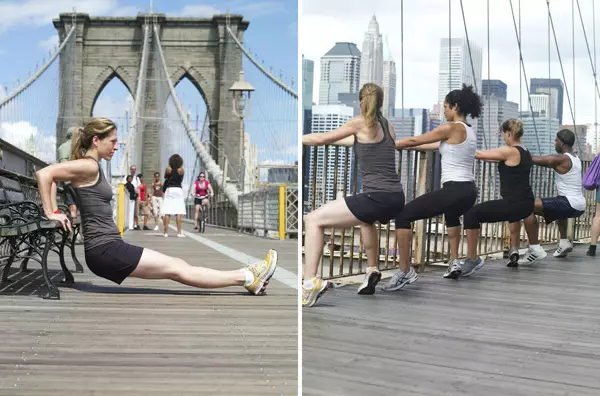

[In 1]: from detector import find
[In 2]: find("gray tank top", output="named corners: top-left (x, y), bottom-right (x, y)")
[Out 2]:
top-left (353, 115), bottom-right (403, 193)
top-left (73, 157), bottom-right (122, 251)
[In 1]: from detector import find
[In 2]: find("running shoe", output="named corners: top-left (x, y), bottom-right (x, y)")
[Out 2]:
top-left (357, 266), bottom-right (381, 295)
top-left (587, 245), bottom-right (596, 256)
top-left (245, 249), bottom-right (278, 296)
top-left (518, 246), bottom-right (547, 266)
top-left (460, 257), bottom-right (485, 277)
top-left (443, 259), bottom-right (462, 279)
top-left (302, 278), bottom-right (329, 307)
top-left (506, 248), bottom-right (520, 267)
top-left (380, 267), bottom-right (418, 291)
top-left (553, 240), bottom-right (573, 258)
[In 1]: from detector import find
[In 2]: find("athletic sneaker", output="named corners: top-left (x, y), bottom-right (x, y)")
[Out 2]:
top-left (506, 248), bottom-right (520, 267)
top-left (518, 246), bottom-right (547, 266)
top-left (443, 259), bottom-right (462, 279)
top-left (177, 233), bottom-right (186, 238)
top-left (153, 225), bottom-right (159, 231)
top-left (460, 257), bottom-right (485, 277)
top-left (245, 249), bottom-right (278, 295)
top-left (357, 266), bottom-right (381, 295)
top-left (302, 278), bottom-right (329, 307)
top-left (380, 267), bottom-right (418, 291)
top-left (553, 240), bottom-right (573, 258)
top-left (587, 245), bottom-right (596, 256)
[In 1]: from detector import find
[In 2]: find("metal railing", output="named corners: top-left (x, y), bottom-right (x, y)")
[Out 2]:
top-left (303, 145), bottom-right (595, 280)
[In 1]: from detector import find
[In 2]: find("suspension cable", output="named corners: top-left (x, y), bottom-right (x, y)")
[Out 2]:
top-left (507, 0), bottom-right (542, 154)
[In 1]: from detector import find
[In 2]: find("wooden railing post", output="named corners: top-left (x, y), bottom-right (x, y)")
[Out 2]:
top-left (414, 152), bottom-right (430, 272)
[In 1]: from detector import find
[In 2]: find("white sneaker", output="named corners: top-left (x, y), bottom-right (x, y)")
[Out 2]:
top-left (380, 267), bottom-right (418, 291)
top-left (357, 267), bottom-right (381, 295)
top-left (518, 246), bottom-right (547, 266)
top-left (153, 225), bottom-right (159, 231)
top-left (553, 240), bottom-right (573, 258)
top-left (163, 233), bottom-right (168, 238)
top-left (177, 233), bottom-right (186, 238)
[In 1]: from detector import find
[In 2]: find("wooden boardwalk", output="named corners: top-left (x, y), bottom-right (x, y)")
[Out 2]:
top-left (303, 244), bottom-right (600, 396)
top-left (0, 224), bottom-right (298, 395)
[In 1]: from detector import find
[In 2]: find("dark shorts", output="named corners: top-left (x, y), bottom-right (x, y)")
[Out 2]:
top-left (84, 240), bottom-right (143, 284)
top-left (541, 196), bottom-right (585, 224)
top-left (194, 197), bottom-right (208, 206)
top-left (345, 191), bottom-right (405, 225)
top-left (463, 198), bottom-right (534, 230)
top-left (64, 183), bottom-right (76, 206)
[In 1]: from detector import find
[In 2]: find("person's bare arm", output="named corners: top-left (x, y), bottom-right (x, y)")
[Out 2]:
top-left (164, 167), bottom-right (172, 179)
top-left (208, 183), bottom-right (214, 197)
top-left (406, 142), bottom-right (441, 151)
top-left (35, 159), bottom-right (98, 230)
top-left (395, 124), bottom-right (452, 149)
top-left (475, 146), bottom-right (514, 162)
top-left (303, 117), bottom-right (360, 146)
top-left (531, 154), bottom-right (569, 170)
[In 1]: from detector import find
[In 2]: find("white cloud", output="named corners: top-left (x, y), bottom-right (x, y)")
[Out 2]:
top-left (38, 34), bottom-right (58, 52)
top-left (303, 0), bottom-right (600, 125)
top-left (0, 121), bottom-right (56, 163)
top-left (0, 0), bottom-right (119, 33)
top-left (93, 94), bottom-right (134, 121)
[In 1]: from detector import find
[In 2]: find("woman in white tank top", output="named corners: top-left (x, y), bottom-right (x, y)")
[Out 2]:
top-left (381, 84), bottom-right (483, 291)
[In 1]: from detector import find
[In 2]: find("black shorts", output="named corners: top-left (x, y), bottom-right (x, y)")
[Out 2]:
top-left (84, 240), bottom-right (143, 284)
top-left (194, 197), bottom-right (208, 206)
top-left (345, 191), bottom-right (405, 225)
top-left (541, 196), bottom-right (585, 224)
top-left (395, 181), bottom-right (478, 229)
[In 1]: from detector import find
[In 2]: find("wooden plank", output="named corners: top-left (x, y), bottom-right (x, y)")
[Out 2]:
top-left (303, 245), bottom-right (600, 396)
top-left (0, 225), bottom-right (297, 395)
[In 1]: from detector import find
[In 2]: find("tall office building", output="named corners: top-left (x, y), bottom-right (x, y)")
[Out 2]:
top-left (529, 93), bottom-right (551, 117)
top-left (482, 80), bottom-right (507, 100)
top-left (318, 43), bottom-right (361, 105)
top-left (530, 78), bottom-right (564, 124)
top-left (306, 105), bottom-right (355, 210)
top-left (561, 124), bottom-right (589, 158)
top-left (437, 38), bottom-right (483, 129)
top-left (382, 59), bottom-right (396, 117)
top-left (302, 56), bottom-right (315, 202)
top-left (302, 56), bottom-right (314, 111)
top-left (359, 15), bottom-right (383, 88)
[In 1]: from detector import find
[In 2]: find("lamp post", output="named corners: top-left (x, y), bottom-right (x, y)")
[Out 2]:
top-left (229, 71), bottom-right (254, 192)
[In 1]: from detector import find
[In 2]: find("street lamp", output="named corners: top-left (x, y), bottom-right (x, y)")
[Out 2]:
top-left (229, 71), bottom-right (254, 191)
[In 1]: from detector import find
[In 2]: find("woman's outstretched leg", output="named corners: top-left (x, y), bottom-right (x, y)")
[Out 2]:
top-left (130, 248), bottom-right (277, 295)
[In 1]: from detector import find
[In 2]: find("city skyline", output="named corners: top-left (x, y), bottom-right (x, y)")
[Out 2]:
top-left (302, 0), bottom-right (600, 127)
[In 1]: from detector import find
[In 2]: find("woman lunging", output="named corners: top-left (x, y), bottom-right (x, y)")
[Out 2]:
top-left (457, 119), bottom-right (534, 276)
top-left (384, 84), bottom-right (481, 290)
top-left (302, 83), bottom-right (405, 307)
top-left (36, 118), bottom-right (277, 295)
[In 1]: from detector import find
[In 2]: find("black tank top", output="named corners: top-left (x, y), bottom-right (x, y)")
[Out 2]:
top-left (498, 146), bottom-right (534, 201)
top-left (164, 168), bottom-right (183, 189)
top-left (353, 115), bottom-right (403, 193)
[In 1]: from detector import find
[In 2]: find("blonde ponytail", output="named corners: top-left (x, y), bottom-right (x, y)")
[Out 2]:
top-left (70, 127), bottom-right (84, 160)
top-left (358, 83), bottom-right (384, 130)
top-left (69, 118), bottom-right (116, 160)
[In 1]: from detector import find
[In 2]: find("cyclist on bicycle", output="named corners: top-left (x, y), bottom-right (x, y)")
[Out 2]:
top-left (193, 172), bottom-right (213, 230)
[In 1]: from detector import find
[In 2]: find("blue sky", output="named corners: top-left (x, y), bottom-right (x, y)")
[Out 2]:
top-left (0, 0), bottom-right (298, 168)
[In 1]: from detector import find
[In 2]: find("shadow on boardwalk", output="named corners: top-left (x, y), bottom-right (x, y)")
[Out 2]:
top-left (303, 244), bottom-right (600, 396)
top-left (0, 225), bottom-right (298, 396)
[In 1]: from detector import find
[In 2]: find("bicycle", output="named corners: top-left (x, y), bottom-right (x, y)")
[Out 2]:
top-left (194, 196), bottom-right (210, 233)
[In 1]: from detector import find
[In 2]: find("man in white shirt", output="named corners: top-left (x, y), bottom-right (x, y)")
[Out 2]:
top-left (519, 129), bottom-right (586, 265)
top-left (125, 165), bottom-right (141, 230)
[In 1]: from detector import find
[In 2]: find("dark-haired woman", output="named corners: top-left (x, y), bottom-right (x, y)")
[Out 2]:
top-left (302, 83), bottom-right (405, 307)
top-left (34, 117), bottom-right (277, 295)
top-left (384, 84), bottom-right (481, 290)
top-left (162, 154), bottom-right (186, 238)
top-left (457, 119), bottom-right (534, 276)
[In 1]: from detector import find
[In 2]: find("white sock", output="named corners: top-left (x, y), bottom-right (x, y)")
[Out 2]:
top-left (303, 279), bottom-right (315, 289)
top-left (244, 268), bottom-right (254, 285)
top-left (560, 239), bottom-right (570, 245)
top-left (530, 244), bottom-right (541, 250)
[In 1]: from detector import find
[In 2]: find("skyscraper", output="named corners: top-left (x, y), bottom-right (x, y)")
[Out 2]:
top-left (437, 38), bottom-right (483, 127)
top-left (530, 78), bottom-right (564, 125)
top-left (318, 43), bottom-right (361, 105)
top-left (302, 57), bottom-right (314, 111)
top-left (359, 15), bottom-right (383, 88)
top-left (306, 105), bottom-right (355, 210)
top-left (482, 80), bottom-right (507, 100)
top-left (382, 59), bottom-right (396, 117)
